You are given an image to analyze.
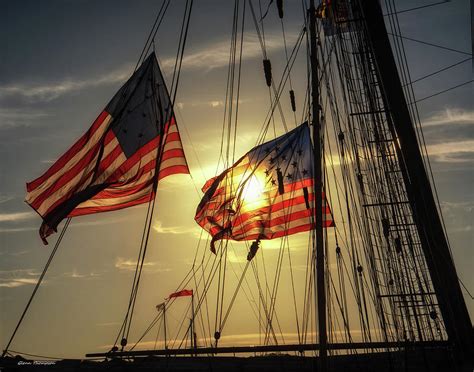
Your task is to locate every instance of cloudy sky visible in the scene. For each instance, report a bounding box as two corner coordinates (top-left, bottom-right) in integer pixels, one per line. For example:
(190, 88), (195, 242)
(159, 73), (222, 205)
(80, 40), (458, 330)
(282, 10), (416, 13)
(0, 0), (472, 359)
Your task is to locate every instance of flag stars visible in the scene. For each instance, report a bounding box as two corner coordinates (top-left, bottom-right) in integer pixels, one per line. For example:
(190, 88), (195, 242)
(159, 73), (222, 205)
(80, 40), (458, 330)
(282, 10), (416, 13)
(286, 174), (293, 180)
(297, 149), (303, 156)
(292, 161), (298, 168)
(271, 179), (276, 186)
(264, 169), (270, 176)
(302, 169), (308, 176)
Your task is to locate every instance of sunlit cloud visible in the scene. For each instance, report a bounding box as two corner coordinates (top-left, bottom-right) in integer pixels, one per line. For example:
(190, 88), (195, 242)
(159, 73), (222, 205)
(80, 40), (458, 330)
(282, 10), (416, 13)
(2, 250), (31, 257)
(209, 100), (224, 108)
(441, 201), (474, 213)
(0, 109), (51, 129)
(451, 225), (472, 233)
(0, 268), (40, 275)
(0, 278), (39, 288)
(440, 201), (473, 235)
(0, 227), (37, 233)
(0, 64), (132, 103)
(114, 257), (171, 273)
(425, 139), (474, 163)
(152, 220), (201, 236)
(0, 32), (297, 105)
(423, 108), (474, 127)
(0, 194), (14, 204)
(175, 98), (247, 111)
(0, 269), (41, 288)
(115, 257), (156, 271)
(61, 269), (101, 279)
(0, 211), (36, 222)
(160, 33), (298, 72)
(70, 216), (133, 228)
(0, 214), (136, 234)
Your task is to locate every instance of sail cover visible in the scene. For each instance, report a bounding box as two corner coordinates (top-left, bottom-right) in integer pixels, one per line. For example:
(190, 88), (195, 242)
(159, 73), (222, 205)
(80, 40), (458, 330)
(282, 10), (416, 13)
(26, 52), (189, 244)
(195, 122), (334, 253)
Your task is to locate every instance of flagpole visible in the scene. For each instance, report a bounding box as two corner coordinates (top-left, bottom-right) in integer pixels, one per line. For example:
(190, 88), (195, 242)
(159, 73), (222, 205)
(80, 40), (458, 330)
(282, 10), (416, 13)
(192, 293), (197, 354)
(163, 304), (167, 351)
(190, 293), (195, 355)
(309, 1), (327, 371)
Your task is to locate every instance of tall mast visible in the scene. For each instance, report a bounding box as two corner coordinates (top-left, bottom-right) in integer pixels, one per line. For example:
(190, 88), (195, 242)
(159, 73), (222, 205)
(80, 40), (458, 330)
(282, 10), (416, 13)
(309, 1), (327, 371)
(359, 0), (473, 366)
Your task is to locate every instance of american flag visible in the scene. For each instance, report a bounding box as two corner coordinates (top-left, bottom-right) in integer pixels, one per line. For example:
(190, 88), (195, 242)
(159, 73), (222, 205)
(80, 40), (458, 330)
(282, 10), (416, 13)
(195, 122), (334, 253)
(26, 53), (189, 244)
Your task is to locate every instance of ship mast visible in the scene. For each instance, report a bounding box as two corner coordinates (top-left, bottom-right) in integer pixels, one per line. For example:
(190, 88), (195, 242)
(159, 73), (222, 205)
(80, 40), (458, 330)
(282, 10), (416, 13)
(359, 0), (473, 366)
(309, 1), (327, 371)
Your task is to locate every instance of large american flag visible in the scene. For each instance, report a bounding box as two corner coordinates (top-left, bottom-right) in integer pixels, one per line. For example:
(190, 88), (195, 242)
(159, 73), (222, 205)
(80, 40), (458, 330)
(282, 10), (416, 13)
(195, 123), (334, 253)
(26, 53), (189, 244)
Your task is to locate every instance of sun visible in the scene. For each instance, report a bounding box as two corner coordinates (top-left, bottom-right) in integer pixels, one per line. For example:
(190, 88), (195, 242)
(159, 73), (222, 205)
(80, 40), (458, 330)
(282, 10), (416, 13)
(240, 173), (267, 211)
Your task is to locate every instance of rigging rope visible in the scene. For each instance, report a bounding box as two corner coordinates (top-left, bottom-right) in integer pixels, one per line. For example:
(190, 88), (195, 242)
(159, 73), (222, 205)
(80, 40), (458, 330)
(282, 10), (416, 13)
(406, 57), (472, 85)
(384, 1), (450, 16)
(2, 218), (71, 357)
(414, 79), (473, 103)
(135, 0), (171, 71)
(387, 32), (473, 56)
(107, 0), (465, 357)
(114, 0), (194, 350)
(385, 0), (457, 274)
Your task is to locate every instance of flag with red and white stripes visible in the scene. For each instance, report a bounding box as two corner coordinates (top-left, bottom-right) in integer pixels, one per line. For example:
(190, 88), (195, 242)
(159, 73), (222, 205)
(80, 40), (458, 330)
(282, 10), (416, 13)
(26, 52), (189, 244)
(195, 122), (334, 253)
(168, 289), (193, 299)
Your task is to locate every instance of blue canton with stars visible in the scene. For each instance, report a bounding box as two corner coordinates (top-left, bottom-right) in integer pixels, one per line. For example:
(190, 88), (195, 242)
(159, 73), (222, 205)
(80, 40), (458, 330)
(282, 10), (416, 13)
(105, 52), (173, 159)
(246, 122), (313, 193)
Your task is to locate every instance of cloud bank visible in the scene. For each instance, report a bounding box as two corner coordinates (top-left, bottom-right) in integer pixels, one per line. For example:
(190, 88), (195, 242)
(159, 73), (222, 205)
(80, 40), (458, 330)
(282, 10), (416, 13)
(0, 33), (296, 104)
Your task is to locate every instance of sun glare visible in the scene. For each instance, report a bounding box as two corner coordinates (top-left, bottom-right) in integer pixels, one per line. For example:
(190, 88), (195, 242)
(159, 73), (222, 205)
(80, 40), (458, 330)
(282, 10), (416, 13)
(241, 174), (266, 209)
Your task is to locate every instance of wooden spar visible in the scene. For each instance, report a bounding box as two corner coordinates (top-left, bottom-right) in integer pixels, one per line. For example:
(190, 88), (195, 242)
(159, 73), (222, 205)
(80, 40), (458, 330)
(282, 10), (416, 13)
(85, 340), (450, 358)
(309, 1), (327, 372)
(358, 0), (473, 366)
